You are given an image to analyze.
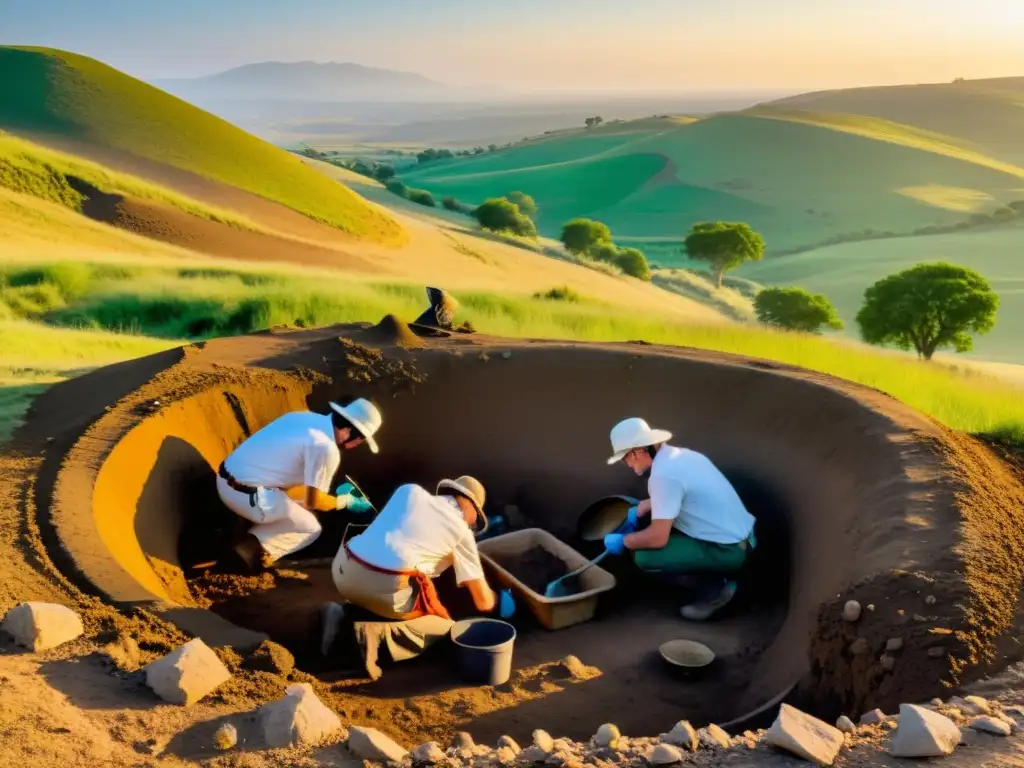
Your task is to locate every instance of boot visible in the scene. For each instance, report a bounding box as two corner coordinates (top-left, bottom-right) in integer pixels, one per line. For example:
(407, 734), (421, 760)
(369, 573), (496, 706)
(680, 578), (737, 621)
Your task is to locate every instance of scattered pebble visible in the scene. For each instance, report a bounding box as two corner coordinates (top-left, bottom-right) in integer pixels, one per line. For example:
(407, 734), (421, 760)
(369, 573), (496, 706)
(498, 736), (522, 754)
(885, 637), (904, 652)
(648, 744), (683, 765)
(501, 351), (512, 359)
(697, 724), (730, 749)
(533, 730), (555, 754)
(1, 601), (84, 652)
(843, 600), (862, 622)
(881, 654), (896, 671)
(213, 723), (238, 750)
(348, 726), (409, 762)
(765, 703), (844, 766)
(925, 595), (937, 605)
(413, 742), (447, 764)
(144, 638), (231, 706)
(928, 647), (946, 658)
(658, 721), (697, 751)
(835, 716), (856, 734)
(518, 746), (549, 764)
(860, 709), (886, 726)
(260, 683), (342, 748)
(963, 696), (993, 715)
(971, 716), (1012, 736)
(594, 724), (620, 749)
(850, 637), (870, 655)
(453, 732), (476, 750)
(930, 698), (944, 707)
(867, 604), (875, 611)
(888, 704), (960, 758)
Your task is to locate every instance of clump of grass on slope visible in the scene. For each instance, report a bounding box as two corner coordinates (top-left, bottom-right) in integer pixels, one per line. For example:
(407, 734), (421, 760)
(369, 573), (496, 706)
(0, 132), (260, 229)
(0, 46), (404, 243)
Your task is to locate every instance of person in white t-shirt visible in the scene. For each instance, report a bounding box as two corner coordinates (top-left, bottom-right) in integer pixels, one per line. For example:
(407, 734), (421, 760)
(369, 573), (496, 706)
(216, 396), (383, 571)
(601, 417), (757, 621)
(317, 475), (515, 676)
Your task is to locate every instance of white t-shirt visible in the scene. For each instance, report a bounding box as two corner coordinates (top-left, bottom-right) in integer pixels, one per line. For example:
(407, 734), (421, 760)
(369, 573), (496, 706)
(347, 484), (485, 584)
(223, 411), (340, 492)
(648, 445), (755, 545)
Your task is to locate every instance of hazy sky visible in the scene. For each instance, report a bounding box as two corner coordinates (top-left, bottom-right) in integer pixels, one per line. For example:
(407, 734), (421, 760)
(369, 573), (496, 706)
(2, 0), (1022, 91)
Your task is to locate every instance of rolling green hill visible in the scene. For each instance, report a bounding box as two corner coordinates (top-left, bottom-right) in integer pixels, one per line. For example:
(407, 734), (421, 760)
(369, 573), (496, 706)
(400, 111), (1024, 254)
(0, 46), (403, 242)
(766, 77), (1024, 166)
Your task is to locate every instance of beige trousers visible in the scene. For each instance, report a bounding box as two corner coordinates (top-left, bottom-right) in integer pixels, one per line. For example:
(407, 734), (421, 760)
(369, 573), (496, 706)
(216, 476), (322, 562)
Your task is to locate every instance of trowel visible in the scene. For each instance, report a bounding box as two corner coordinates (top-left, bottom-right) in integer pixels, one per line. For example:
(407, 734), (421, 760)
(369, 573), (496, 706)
(543, 549), (610, 598)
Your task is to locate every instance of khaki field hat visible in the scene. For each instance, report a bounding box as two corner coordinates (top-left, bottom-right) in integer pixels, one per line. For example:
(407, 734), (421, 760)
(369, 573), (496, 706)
(607, 417), (672, 464)
(329, 398), (382, 453)
(437, 475), (488, 532)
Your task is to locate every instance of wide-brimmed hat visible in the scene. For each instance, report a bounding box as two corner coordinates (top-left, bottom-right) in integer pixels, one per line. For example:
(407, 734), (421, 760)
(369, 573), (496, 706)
(606, 417), (672, 464)
(437, 475), (488, 532)
(329, 398), (382, 453)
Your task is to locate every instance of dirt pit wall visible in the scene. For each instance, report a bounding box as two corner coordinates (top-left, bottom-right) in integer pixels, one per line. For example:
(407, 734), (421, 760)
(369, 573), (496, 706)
(34, 324), (1024, 727)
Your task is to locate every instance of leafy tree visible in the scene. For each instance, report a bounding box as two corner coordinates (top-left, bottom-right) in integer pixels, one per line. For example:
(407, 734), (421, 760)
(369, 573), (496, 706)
(473, 146), (485, 155)
(754, 287), (843, 333)
(683, 221), (765, 288)
(855, 262), (999, 360)
(615, 248), (651, 281)
(407, 189), (436, 207)
(506, 191), (538, 220)
(385, 179), (408, 198)
(488, 144), (498, 153)
(561, 218), (612, 255)
(584, 116), (605, 128)
(589, 242), (620, 263)
(374, 165), (396, 182)
(474, 198), (536, 237)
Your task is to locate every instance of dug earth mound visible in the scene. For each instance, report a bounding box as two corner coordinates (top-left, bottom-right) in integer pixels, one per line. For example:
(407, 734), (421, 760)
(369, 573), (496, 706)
(10, 317), (1024, 747)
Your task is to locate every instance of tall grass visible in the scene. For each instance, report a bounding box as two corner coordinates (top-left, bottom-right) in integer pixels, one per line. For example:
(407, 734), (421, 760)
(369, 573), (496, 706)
(3, 258), (1023, 446)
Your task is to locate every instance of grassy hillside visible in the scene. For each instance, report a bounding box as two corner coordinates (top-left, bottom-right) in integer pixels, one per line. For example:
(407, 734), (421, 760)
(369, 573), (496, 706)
(766, 77), (1024, 165)
(0, 46), (403, 242)
(740, 222), (1024, 364)
(401, 112), (1023, 253)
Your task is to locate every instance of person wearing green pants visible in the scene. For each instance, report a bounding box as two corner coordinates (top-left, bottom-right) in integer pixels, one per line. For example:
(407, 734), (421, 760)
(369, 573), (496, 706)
(602, 417), (757, 621)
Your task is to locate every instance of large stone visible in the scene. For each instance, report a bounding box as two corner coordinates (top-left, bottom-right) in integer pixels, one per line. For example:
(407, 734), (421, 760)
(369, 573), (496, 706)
(518, 745), (549, 763)
(143, 638), (231, 705)
(453, 732), (476, 750)
(697, 724), (730, 749)
(349, 726), (409, 762)
(594, 724), (620, 749)
(498, 735), (522, 754)
(1, 602), (84, 652)
(842, 600), (862, 622)
(971, 716), (1012, 736)
(963, 696), (993, 716)
(259, 683), (342, 747)
(859, 709), (886, 726)
(413, 742), (446, 763)
(888, 704), (960, 758)
(496, 746), (519, 764)
(659, 721), (698, 750)
(765, 703), (844, 766)
(648, 744), (683, 765)
(533, 730), (555, 754)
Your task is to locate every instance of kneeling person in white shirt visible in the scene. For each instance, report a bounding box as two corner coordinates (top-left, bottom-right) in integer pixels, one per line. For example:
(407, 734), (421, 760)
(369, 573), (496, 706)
(603, 417), (757, 621)
(318, 475), (514, 678)
(216, 396), (382, 571)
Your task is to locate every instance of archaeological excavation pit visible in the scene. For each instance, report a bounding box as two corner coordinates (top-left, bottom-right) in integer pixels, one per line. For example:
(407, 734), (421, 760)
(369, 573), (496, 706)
(33, 320), (1024, 745)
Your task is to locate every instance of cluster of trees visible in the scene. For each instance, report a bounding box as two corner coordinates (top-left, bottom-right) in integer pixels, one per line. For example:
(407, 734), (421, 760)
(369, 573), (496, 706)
(417, 143), (512, 164)
(685, 221), (999, 360)
(584, 116), (605, 128)
(384, 179), (436, 208)
(559, 219), (651, 280)
(472, 192), (538, 237)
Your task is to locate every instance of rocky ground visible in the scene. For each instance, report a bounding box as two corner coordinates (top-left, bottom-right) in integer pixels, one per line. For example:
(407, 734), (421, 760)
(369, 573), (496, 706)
(4, 600), (1024, 767)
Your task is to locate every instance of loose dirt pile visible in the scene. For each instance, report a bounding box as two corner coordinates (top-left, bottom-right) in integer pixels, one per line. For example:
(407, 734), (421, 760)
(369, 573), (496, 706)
(2, 321), (1024, 749)
(490, 545), (569, 594)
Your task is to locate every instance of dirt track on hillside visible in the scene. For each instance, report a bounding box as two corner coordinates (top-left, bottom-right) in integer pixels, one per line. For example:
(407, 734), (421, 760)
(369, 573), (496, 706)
(3, 318), (1024, 748)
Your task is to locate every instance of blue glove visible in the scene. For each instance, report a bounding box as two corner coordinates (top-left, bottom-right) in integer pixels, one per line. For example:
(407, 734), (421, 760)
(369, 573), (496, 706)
(615, 506), (640, 534)
(498, 589), (516, 619)
(604, 533), (627, 556)
(346, 494), (372, 514)
(335, 482), (356, 497)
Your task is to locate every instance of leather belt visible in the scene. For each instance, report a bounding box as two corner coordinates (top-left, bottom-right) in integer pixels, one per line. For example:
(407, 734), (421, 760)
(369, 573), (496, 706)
(218, 462), (259, 506)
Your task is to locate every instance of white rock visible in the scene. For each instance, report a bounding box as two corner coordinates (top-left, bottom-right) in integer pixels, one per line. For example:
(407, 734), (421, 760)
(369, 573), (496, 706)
(885, 637), (904, 652)
(835, 716), (856, 734)
(659, 721), (697, 750)
(648, 744), (683, 765)
(765, 703), (844, 766)
(453, 732), (476, 750)
(963, 695), (992, 715)
(594, 724), (620, 748)
(971, 716), (1011, 736)
(1, 602), (84, 652)
(697, 724), (730, 749)
(496, 746), (519, 764)
(497, 735), (521, 754)
(533, 730), (555, 754)
(214, 723), (238, 750)
(348, 726), (409, 762)
(413, 742), (447, 764)
(842, 600), (862, 622)
(143, 638), (230, 705)
(888, 704), (960, 758)
(259, 683), (341, 748)
(925, 595), (937, 605)
(859, 709), (886, 726)
(518, 745), (548, 764)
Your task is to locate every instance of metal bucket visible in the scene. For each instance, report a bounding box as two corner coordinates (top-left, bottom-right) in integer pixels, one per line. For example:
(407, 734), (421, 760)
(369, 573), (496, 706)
(576, 495), (640, 542)
(450, 618), (517, 686)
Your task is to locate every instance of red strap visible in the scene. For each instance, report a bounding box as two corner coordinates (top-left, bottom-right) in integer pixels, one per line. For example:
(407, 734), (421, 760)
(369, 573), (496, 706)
(344, 545), (452, 621)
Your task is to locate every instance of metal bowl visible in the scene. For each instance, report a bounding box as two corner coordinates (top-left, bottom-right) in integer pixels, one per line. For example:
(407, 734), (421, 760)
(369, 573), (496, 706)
(659, 639), (716, 669)
(576, 495), (640, 541)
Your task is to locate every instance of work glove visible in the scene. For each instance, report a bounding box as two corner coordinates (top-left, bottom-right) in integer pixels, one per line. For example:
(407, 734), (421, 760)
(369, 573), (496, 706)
(498, 589), (516, 619)
(614, 506), (640, 534)
(603, 533), (627, 556)
(335, 482), (373, 514)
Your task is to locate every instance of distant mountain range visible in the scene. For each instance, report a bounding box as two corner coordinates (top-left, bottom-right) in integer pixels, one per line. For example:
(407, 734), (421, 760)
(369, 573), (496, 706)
(155, 60), (452, 102)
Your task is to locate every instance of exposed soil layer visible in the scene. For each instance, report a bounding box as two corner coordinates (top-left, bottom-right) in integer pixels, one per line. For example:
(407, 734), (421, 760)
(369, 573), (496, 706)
(490, 545), (569, 594)
(8, 321), (1024, 746)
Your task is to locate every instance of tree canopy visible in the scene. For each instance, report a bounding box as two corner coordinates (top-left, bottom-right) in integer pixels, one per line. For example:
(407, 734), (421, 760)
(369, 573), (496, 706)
(561, 218), (612, 255)
(855, 262), (999, 360)
(754, 287), (843, 333)
(682, 221), (765, 288)
(473, 198), (537, 237)
(506, 191), (538, 220)
(615, 247), (651, 281)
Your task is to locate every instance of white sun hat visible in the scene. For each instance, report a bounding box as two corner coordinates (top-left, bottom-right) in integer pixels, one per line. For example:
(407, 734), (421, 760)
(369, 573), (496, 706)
(606, 417), (673, 464)
(437, 475), (488, 532)
(329, 398), (382, 453)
